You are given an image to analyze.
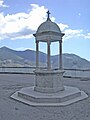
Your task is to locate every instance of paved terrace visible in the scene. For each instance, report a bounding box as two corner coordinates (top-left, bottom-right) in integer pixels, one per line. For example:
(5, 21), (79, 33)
(0, 73), (90, 120)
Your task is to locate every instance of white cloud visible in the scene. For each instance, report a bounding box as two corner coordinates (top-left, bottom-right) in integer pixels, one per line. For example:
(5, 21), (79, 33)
(0, 3), (90, 41)
(0, 0), (9, 8)
(63, 28), (90, 41)
(57, 23), (85, 41)
(58, 23), (90, 41)
(58, 23), (69, 31)
(64, 29), (83, 40)
(57, 23), (90, 41)
(0, 4), (47, 40)
(84, 33), (90, 39)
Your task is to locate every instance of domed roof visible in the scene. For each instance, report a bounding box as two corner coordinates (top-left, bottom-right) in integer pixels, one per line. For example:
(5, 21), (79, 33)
(36, 19), (61, 34)
(36, 11), (61, 35)
(33, 11), (65, 42)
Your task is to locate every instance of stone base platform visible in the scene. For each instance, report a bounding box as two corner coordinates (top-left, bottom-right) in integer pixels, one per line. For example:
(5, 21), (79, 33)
(11, 86), (88, 106)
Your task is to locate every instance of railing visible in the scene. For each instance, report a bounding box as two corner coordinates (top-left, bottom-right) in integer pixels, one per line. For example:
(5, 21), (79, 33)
(0, 67), (90, 78)
(0, 67), (35, 74)
(64, 68), (90, 78)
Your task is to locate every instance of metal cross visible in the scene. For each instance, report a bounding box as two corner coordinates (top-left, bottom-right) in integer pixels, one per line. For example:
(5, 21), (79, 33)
(47, 10), (51, 19)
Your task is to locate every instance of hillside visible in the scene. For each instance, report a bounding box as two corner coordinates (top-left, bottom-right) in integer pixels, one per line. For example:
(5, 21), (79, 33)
(52, 54), (90, 69)
(0, 47), (46, 67)
(0, 46), (90, 69)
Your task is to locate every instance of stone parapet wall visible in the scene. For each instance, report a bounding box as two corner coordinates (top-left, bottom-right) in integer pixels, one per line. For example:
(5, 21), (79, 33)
(64, 69), (90, 78)
(0, 67), (90, 78)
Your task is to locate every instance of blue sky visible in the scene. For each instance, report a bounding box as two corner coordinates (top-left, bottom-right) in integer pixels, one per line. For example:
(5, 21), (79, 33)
(0, 0), (90, 61)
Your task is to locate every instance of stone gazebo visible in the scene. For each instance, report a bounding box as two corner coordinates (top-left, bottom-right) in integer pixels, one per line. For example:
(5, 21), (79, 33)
(33, 11), (65, 93)
(11, 11), (88, 106)
(34, 11), (64, 70)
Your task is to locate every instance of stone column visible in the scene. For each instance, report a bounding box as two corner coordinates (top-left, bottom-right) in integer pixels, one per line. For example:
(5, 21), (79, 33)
(59, 40), (62, 69)
(36, 41), (39, 68)
(47, 42), (51, 70)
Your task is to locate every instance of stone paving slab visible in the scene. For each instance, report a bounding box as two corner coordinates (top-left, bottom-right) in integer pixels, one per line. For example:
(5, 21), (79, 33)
(0, 74), (90, 120)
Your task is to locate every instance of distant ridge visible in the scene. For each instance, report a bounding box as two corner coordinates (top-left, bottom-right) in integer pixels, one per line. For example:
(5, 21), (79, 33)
(0, 46), (90, 69)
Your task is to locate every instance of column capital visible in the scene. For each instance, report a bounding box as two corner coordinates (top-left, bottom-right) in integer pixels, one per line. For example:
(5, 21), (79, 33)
(36, 40), (39, 44)
(59, 40), (62, 43)
(47, 41), (51, 45)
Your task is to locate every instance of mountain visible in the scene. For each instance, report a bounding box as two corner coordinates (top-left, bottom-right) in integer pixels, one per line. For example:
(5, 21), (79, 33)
(0, 47), (46, 67)
(0, 47), (22, 61)
(52, 54), (90, 69)
(0, 46), (90, 69)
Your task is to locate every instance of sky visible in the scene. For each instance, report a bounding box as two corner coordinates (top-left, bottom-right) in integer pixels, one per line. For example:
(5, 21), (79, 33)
(0, 0), (90, 61)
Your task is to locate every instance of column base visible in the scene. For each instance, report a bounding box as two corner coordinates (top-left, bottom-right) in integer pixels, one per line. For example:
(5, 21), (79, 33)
(34, 69), (65, 93)
(34, 86), (64, 93)
(11, 86), (88, 106)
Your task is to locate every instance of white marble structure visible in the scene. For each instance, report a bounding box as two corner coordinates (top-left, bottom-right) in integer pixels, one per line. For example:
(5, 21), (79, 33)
(33, 11), (64, 70)
(33, 11), (65, 94)
(11, 11), (88, 106)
